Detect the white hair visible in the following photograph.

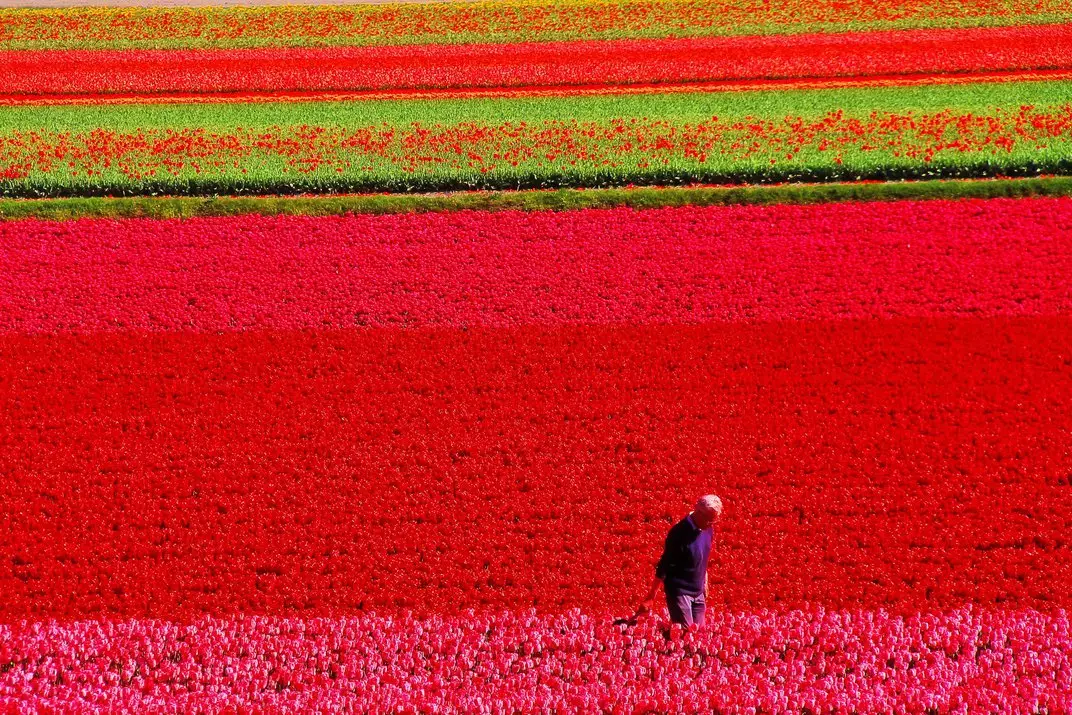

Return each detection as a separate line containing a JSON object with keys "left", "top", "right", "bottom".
{"left": 694, "top": 494, "right": 723, "bottom": 516}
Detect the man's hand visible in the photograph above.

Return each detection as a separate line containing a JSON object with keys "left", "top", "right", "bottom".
{"left": 635, "top": 575, "right": 662, "bottom": 618}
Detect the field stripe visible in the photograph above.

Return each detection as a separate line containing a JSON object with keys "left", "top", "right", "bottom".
{"left": 6, "top": 68, "right": 1072, "bottom": 106}
{"left": 5, "top": 25, "right": 1072, "bottom": 100}
{"left": 2, "top": 80, "right": 1071, "bottom": 197}
{"left": 1, "top": 318, "right": 1070, "bottom": 619}
{"left": 1, "top": 610, "right": 1069, "bottom": 710}
{"left": 1, "top": 199, "right": 1069, "bottom": 333}
{"left": 3, "top": 1, "right": 1071, "bottom": 52}
{"left": 2, "top": 177, "right": 1071, "bottom": 222}
{"left": 4, "top": 0, "right": 438, "bottom": 5}
{"left": 10, "top": 80, "right": 1066, "bottom": 131}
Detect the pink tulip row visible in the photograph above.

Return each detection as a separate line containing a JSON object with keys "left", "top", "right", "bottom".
{"left": 1, "top": 608, "right": 1069, "bottom": 712}
{"left": 2, "top": 197, "right": 1070, "bottom": 333}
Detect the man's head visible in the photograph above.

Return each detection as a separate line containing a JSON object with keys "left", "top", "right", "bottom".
{"left": 691, "top": 494, "right": 723, "bottom": 529}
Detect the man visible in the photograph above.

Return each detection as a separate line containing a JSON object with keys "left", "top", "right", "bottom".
{"left": 636, "top": 494, "right": 722, "bottom": 629}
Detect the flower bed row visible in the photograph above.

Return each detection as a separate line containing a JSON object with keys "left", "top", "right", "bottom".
{"left": 7, "top": 25, "right": 1071, "bottom": 99}
{"left": 1, "top": 316, "right": 1069, "bottom": 619}
{"left": 2, "top": 81, "right": 1070, "bottom": 196}
{"left": 3, "top": 0, "right": 1069, "bottom": 52}
{"left": 12, "top": 70, "right": 1072, "bottom": 109}
{"left": 1, "top": 199, "right": 1069, "bottom": 333}
{"left": 1, "top": 609, "right": 1069, "bottom": 711}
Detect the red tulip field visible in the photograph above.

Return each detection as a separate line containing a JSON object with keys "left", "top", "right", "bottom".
{"left": 0, "top": 0, "right": 1070, "bottom": 711}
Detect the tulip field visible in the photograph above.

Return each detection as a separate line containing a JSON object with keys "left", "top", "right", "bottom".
{"left": 1, "top": 0, "right": 1071, "bottom": 711}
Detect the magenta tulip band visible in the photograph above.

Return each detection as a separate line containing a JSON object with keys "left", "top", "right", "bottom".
{"left": 1, "top": 610, "right": 1069, "bottom": 712}
{"left": 1, "top": 197, "right": 1070, "bottom": 334}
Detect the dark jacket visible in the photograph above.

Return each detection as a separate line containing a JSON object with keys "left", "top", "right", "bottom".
{"left": 655, "top": 514, "right": 712, "bottom": 596}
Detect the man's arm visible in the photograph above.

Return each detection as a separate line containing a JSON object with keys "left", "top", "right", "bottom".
{"left": 637, "top": 576, "right": 662, "bottom": 613}
{"left": 704, "top": 570, "right": 709, "bottom": 599}
{"left": 637, "top": 526, "right": 676, "bottom": 614}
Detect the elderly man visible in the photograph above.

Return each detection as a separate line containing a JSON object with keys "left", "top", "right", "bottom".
{"left": 636, "top": 494, "right": 723, "bottom": 629}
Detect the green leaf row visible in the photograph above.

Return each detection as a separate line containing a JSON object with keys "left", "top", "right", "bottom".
{"left": 3, "top": 0, "right": 1071, "bottom": 51}
{"left": 2, "top": 177, "right": 1070, "bottom": 221}
{"left": 2, "top": 80, "right": 1070, "bottom": 198}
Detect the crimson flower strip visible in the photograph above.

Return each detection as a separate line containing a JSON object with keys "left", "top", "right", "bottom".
{"left": 3, "top": 0, "right": 1070, "bottom": 52}
{"left": 8, "top": 70, "right": 1072, "bottom": 109}
{"left": 5, "top": 26, "right": 1072, "bottom": 99}
{"left": 2, "top": 318, "right": 1071, "bottom": 619}
{"left": 1, "top": 611, "right": 1069, "bottom": 711}
{"left": 1, "top": 200, "right": 1070, "bottom": 333}
{"left": 4, "top": 102, "right": 1072, "bottom": 195}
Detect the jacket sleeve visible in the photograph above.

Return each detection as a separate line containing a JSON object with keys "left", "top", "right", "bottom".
{"left": 654, "top": 526, "right": 677, "bottom": 580}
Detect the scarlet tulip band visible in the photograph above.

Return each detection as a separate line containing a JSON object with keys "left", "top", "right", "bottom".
{"left": 4, "top": 25, "right": 1072, "bottom": 102}
{"left": 2, "top": 316, "right": 1069, "bottom": 619}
